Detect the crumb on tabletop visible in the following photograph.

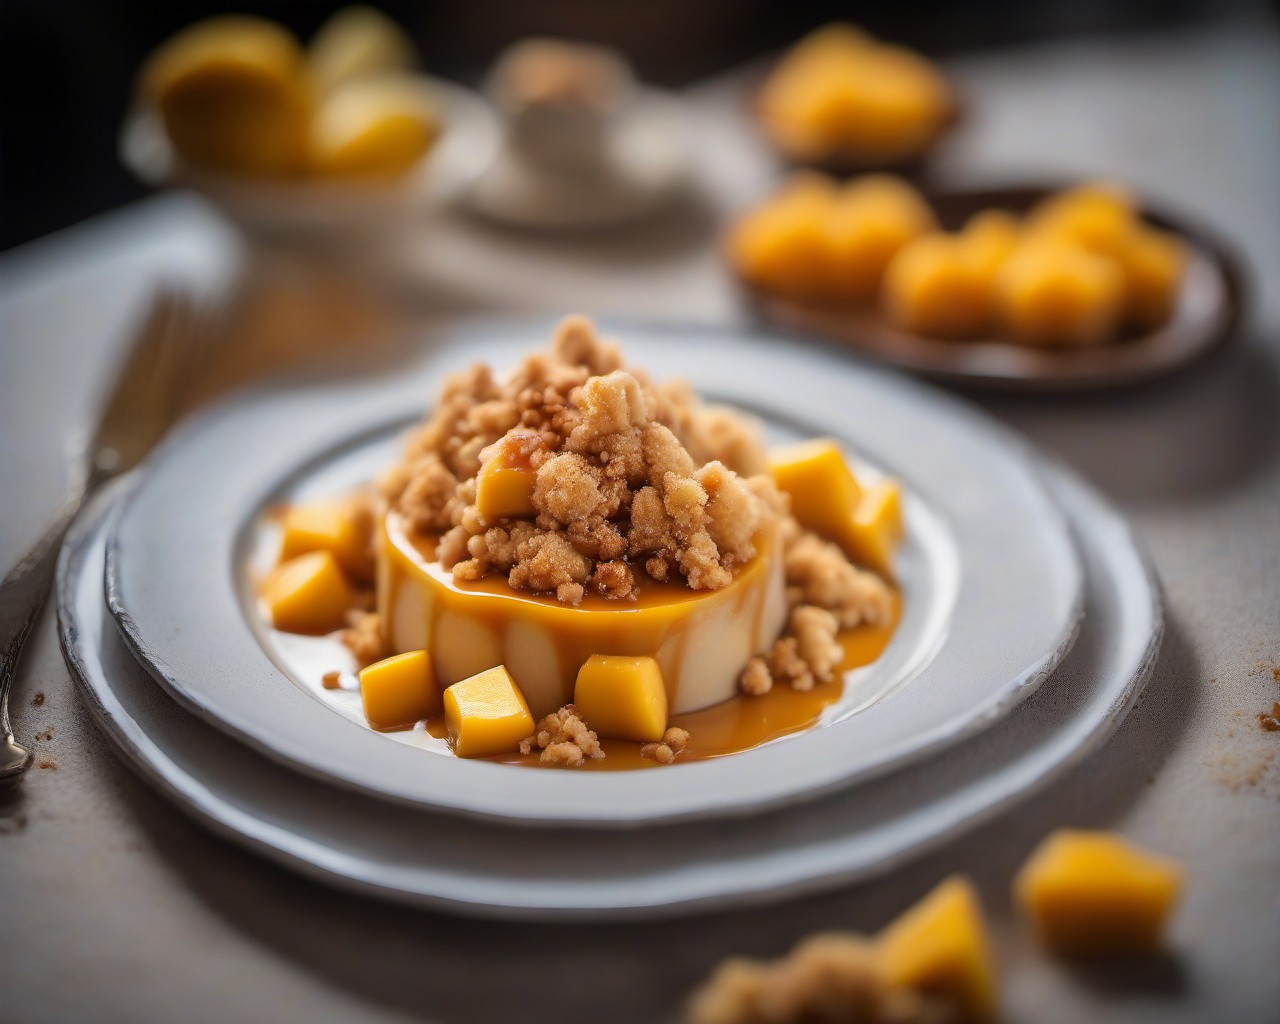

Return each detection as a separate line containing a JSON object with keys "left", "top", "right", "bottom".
{"left": 641, "top": 726, "right": 691, "bottom": 764}
{"left": 686, "top": 932, "right": 955, "bottom": 1024}
{"left": 519, "top": 704, "right": 605, "bottom": 766}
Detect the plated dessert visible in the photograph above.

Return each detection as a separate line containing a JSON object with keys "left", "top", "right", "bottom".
{"left": 260, "top": 318, "right": 904, "bottom": 768}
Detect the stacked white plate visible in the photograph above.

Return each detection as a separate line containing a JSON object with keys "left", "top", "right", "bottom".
{"left": 57, "top": 320, "right": 1161, "bottom": 919}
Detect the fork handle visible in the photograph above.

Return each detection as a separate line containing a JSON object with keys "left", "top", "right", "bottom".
{"left": 0, "top": 471, "right": 96, "bottom": 781}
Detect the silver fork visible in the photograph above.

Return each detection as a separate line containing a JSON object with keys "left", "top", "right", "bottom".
{"left": 0, "top": 286, "right": 215, "bottom": 784}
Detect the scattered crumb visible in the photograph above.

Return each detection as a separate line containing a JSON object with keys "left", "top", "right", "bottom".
{"left": 1258, "top": 703, "right": 1280, "bottom": 733}
{"left": 519, "top": 704, "right": 605, "bottom": 766}
{"left": 341, "top": 611, "right": 386, "bottom": 666}
{"left": 686, "top": 932, "right": 950, "bottom": 1024}
{"left": 36, "top": 759, "right": 57, "bottom": 771}
{"left": 321, "top": 671, "right": 343, "bottom": 691}
{"left": 34, "top": 727, "right": 55, "bottom": 742}
{"left": 641, "top": 727, "right": 691, "bottom": 764}
{"left": 31, "top": 692, "right": 44, "bottom": 707}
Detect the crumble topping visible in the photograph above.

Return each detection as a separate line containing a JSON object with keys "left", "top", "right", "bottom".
{"left": 340, "top": 610, "right": 386, "bottom": 666}
{"left": 381, "top": 316, "right": 774, "bottom": 603}
{"left": 519, "top": 704, "right": 606, "bottom": 766}
{"left": 687, "top": 933, "right": 954, "bottom": 1024}
{"left": 641, "top": 726, "right": 691, "bottom": 764}
{"left": 378, "top": 315, "right": 895, "bottom": 699}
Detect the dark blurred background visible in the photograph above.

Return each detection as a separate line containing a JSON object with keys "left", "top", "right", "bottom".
{"left": 0, "top": 0, "right": 1271, "bottom": 251}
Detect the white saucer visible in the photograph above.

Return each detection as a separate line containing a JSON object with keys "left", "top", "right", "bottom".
{"left": 104, "top": 321, "right": 1083, "bottom": 826}
{"left": 59, "top": 458, "right": 1159, "bottom": 919}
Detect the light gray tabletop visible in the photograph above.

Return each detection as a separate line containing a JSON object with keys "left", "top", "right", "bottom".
{"left": 2, "top": 21, "right": 1277, "bottom": 1024}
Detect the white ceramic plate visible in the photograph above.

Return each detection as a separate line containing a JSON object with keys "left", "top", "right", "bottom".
{"left": 120, "top": 77, "right": 500, "bottom": 235}
{"left": 61, "top": 461, "right": 1159, "bottom": 918}
{"left": 105, "top": 321, "right": 1083, "bottom": 826}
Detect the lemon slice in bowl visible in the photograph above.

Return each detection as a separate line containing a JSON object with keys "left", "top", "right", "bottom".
{"left": 308, "top": 5, "right": 418, "bottom": 95}
{"left": 139, "top": 15, "right": 312, "bottom": 177}
{"left": 309, "top": 73, "right": 441, "bottom": 179}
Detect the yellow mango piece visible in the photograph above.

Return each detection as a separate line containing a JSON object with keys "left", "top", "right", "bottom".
{"left": 475, "top": 435, "right": 540, "bottom": 524}
{"left": 1029, "top": 182, "right": 1136, "bottom": 260}
{"left": 444, "top": 666, "right": 535, "bottom": 758}
{"left": 882, "top": 233, "right": 993, "bottom": 339}
{"left": 280, "top": 500, "right": 373, "bottom": 579}
{"left": 996, "top": 240, "right": 1125, "bottom": 347}
{"left": 309, "top": 74, "right": 439, "bottom": 178}
{"left": 308, "top": 5, "right": 417, "bottom": 95}
{"left": 360, "top": 650, "right": 439, "bottom": 729}
{"left": 573, "top": 655, "right": 668, "bottom": 743}
{"left": 1014, "top": 830, "right": 1184, "bottom": 956}
{"left": 822, "top": 174, "right": 936, "bottom": 301}
{"left": 768, "top": 439, "right": 862, "bottom": 545}
{"left": 878, "top": 876, "right": 998, "bottom": 1023}
{"left": 728, "top": 175, "right": 838, "bottom": 300}
{"left": 262, "top": 551, "right": 351, "bottom": 634}
{"left": 961, "top": 209, "right": 1021, "bottom": 280}
{"left": 846, "top": 480, "right": 904, "bottom": 577}
{"left": 140, "top": 16, "right": 312, "bottom": 177}
{"left": 1117, "top": 227, "right": 1186, "bottom": 332}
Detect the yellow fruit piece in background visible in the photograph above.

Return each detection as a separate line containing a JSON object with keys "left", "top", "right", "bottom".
{"left": 728, "top": 175, "right": 837, "bottom": 300}
{"left": 574, "top": 655, "right": 668, "bottom": 743}
{"left": 822, "top": 174, "right": 936, "bottom": 301}
{"left": 475, "top": 458, "right": 537, "bottom": 524}
{"left": 878, "top": 876, "right": 998, "bottom": 1023}
{"left": 1014, "top": 830, "right": 1184, "bottom": 956}
{"left": 996, "top": 240, "right": 1125, "bottom": 347}
{"left": 262, "top": 551, "right": 351, "bottom": 634}
{"left": 309, "top": 74, "right": 440, "bottom": 178}
{"left": 280, "top": 500, "right": 373, "bottom": 580}
{"left": 360, "top": 650, "right": 439, "bottom": 729}
{"left": 961, "top": 209, "right": 1022, "bottom": 280}
{"left": 1029, "top": 182, "right": 1136, "bottom": 260}
{"left": 834, "top": 46, "right": 952, "bottom": 162}
{"left": 882, "top": 233, "right": 993, "bottom": 339}
{"left": 1117, "top": 227, "right": 1186, "bottom": 332}
{"left": 768, "top": 439, "right": 863, "bottom": 547}
{"left": 308, "top": 5, "right": 417, "bottom": 95}
{"left": 846, "top": 480, "right": 904, "bottom": 577}
{"left": 444, "top": 666, "right": 535, "bottom": 758}
{"left": 140, "top": 15, "right": 312, "bottom": 177}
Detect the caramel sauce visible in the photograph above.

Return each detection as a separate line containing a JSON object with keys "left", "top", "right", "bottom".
{"left": 392, "top": 591, "right": 902, "bottom": 770}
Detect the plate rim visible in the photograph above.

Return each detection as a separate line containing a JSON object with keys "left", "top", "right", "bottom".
{"left": 61, "top": 461, "right": 1159, "bottom": 919}
{"left": 103, "top": 319, "right": 1085, "bottom": 827}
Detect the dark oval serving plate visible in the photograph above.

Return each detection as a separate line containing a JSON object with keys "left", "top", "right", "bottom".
{"left": 742, "top": 184, "right": 1246, "bottom": 392}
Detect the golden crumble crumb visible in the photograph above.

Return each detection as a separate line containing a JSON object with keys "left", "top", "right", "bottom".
{"left": 341, "top": 611, "right": 386, "bottom": 666}
{"left": 641, "top": 726, "right": 691, "bottom": 764}
{"left": 519, "top": 704, "right": 605, "bottom": 766}
{"left": 687, "top": 933, "right": 952, "bottom": 1024}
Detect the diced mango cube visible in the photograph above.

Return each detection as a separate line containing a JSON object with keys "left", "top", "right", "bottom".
{"left": 846, "top": 480, "right": 903, "bottom": 576}
{"left": 573, "top": 655, "right": 668, "bottom": 743}
{"left": 444, "top": 666, "right": 535, "bottom": 758}
{"left": 1117, "top": 227, "right": 1186, "bottom": 332}
{"left": 768, "top": 439, "right": 862, "bottom": 545}
{"left": 882, "top": 233, "right": 994, "bottom": 339}
{"left": 475, "top": 457, "right": 537, "bottom": 524}
{"left": 360, "top": 650, "right": 440, "bottom": 729}
{"left": 261, "top": 551, "right": 351, "bottom": 634}
{"left": 1014, "top": 830, "right": 1183, "bottom": 956}
{"left": 996, "top": 240, "right": 1125, "bottom": 347}
{"left": 280, "top": 499, "right": 372, "bottom": 579}
{"left": 878, "top": 876, "right": 998, "bottom": 1023}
